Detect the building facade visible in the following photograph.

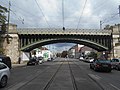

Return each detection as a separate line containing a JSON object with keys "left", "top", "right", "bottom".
{"left": 111, "top": 24, "right": 120, "bottom": 58}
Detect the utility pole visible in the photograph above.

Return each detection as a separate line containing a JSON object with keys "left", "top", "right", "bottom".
{"left": 6, "top": 1, "right": 11, "bottom": 44}
{"left": 118, "top": 5, "right": 120, "bottom": 42}
{"left": 118, "top": 5, "right": 120, "bottom": 17}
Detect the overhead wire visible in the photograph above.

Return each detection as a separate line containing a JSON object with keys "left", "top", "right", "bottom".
{"left": 62, "top": 0, "right": 65, "bottom": 30}
{"left": 101, "top": 13, "right": 119, "bottom": 24}
{"left": 76, "top": 0, "right": 87, "bottom": 30}
{"left": 45, "top": 0, "right": 61, "bottom": 28}
{"left": 0, "top": 1, "right": 29, "bottom": 25}
{"left": 10, "top": 10, "right": 24, "bottom": 24}
{"left": 1, "top": 0, "right": 50, "bottom": 27}
{"left": 92, "top": 0, "right": 119, "bottom": 28}
{"left": 92, "top": 0, "right": 110, "bottom": 13}
{"left": 35, "top": 0, "right": 51, "bottom": 29}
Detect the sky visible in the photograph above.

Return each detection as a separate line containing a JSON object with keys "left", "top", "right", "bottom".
{"left": 1, "top": 0, "right": 120, "bottom": 52}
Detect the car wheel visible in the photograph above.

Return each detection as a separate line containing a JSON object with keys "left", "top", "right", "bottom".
{"left": 94, "top": 67, "right": 97, "bottom": 71}
{"left": 0, "top": 76, "right": 8, "bottom": 88}
{"left": 90, "top": 65, "right": 92, "bottom": 69}
{"left": 107, "top": 69, "right": 111, "bottom": 72}
{"left": 116, "top": 66, "right": 120, "bottom": 71}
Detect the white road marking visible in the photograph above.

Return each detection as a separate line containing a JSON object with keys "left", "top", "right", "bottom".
{"left": 8, "top": 82, "right": 28, "bottom": 90}
{"left": 109, "top": 83, "right": 120, "bottom": 90}
{"left": 88, "top": 74, "right": 101, "bottom": 80}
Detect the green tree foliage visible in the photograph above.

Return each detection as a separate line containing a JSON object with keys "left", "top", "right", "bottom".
{"left": 0, "top": 5, "right": 7, "bottom": 54}
{"left": 56, "top": 53, "right": 61, "bottom": 57}
{"left": 88, "top": 52, "right": 97, "bottom": 59}
{"left": 0, "top": 5, "right": 7, "bottom": 24}
{"left": 61, "top": 51, "right": 68, "bottom": 58}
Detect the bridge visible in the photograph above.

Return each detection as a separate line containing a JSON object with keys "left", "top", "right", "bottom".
{"left": 17, "top": 28, "right": 112, "bottom": 52}
{"left": 1, "top": 24, "right": 113, "bottom": 63}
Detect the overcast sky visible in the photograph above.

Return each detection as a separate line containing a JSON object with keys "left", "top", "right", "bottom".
{"left": 1, "top": 0, "right": 120, "bottom": 52}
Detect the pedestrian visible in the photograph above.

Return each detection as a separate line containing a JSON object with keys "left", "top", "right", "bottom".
{"left": 18, "top": 57, "right": 21, "bottom": 64}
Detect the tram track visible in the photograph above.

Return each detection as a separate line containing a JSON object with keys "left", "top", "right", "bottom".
{"left": 68, "top": 61, "right": 78, "bottom": 90}
{"left": 43, "top": 60, "right": 79, "bottom": 90}
{"left": 3, "top": 61, "right": 63, "bottom": 90}
{"left": 3, "top": 59, "right": 105, "bottom": 90}
{"left": 42, "top": 61, "right": 64, "bottom": 90}
{"left": 72, "top": 60, "right": 104, "bottom": 90}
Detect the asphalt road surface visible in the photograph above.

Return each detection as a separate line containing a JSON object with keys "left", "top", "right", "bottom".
{"left": 1, "top": 58, "right": 120, "bottom": 90}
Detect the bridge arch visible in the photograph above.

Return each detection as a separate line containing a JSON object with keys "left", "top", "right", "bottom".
{"left": 20, "top": 38, "right": 109, "bottom": 52}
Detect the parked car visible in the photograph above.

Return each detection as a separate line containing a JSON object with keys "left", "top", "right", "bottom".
{"left": 84, "top": 57, "right": 94, "bottom": 63}
{"left": 89, "top": 58, "right": 94, "bottom": 63}
{"left": 90, "top": 59, "right": 112, "bottom": 72}
{"left": 27, "top": 57, "right": 39, "bottom": 66}
{"left": 111, "top": 58, "right": 120, "bottom": 70}
{"left": 47, "top": 58, "right": 52, "bottom": 61}
{"left": 37, "top": 56, "right": 43, "bottom": 64}
{"left": 0, "top": 62, "right": 10, "bottom": 88}
{"left": 79, "top": 57, "right": 84, "bottom": 61}
{"left": 0, "top": 55, "right": 12, "bottom": 69}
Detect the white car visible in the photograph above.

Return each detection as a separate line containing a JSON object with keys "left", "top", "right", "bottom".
{"left": 89, "top": 58, "right": 94, "bottom": 63}
{"left": 0, "top": 62, "right": 10, "bottom": 88}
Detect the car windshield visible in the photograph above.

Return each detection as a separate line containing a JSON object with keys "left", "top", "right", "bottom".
{"left": 98, "top": 60, "right": 110, "bottom": 63}
{"left": 30, "top": 58, "right": 36, "bottom": 61}
{"left": 112, "top": 58, "right": 120, "bottom": 62}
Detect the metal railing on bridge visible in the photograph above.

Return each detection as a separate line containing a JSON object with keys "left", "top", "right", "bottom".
{"left": 17, "top": 28, "right": 112, "bottom": 35}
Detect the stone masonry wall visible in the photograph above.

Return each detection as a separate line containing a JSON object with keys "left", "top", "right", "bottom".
{"left": 3, "top": 34, "right": 19, "bottom": 63}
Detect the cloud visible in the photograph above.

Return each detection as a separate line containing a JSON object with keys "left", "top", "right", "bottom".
{"left": 45, "top": 43, "right": 76, "bottom": 52}
{"left": 1, "top": 0, "right": 119, "bottom": 28}
{"left": 1, "top": 0, "right": 120, "bottom": 51}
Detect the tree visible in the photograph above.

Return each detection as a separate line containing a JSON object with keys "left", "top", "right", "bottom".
{"left": 0, "top": 5, "right": 7, "bottom": 54}
{"left": 61, "top": 51, "right": 68, "bottom": 58}
{"left": 0, "top": 5, "right": 7, "bottom": 24}
{"left": 88, "top": 52, "right": 97, "bottom": 59}
{"left": 104, "top": 24, "right": 113, "bottom": 30}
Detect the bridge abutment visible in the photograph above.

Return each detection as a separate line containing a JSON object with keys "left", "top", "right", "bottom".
{"left": 3, "top": 24, "right": 20, "bottom": 63}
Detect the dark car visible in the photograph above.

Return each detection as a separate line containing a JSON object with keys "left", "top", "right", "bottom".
{"left": 0, "top": 55, "right": 12, "bottom": 69}
{"left": 27, "top": 57, "right": 39, "bottom": 66}
{"left": 90, "top": 59, "right": 112, "bottom": 72}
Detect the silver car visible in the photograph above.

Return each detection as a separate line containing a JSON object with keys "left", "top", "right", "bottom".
{"left": 111, "top": 58, "right": 120, "bottom": 70}
{"left": 0, "top": 62, "right": 10, "bottom": 88}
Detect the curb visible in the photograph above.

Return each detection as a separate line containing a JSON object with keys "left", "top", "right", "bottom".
{"left": 12, "top": 63, "right": 27, "bottom": 68}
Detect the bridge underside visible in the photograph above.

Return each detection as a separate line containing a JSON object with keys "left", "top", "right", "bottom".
{"left": 20, "top": 39, "right": 109, "bottom": 52}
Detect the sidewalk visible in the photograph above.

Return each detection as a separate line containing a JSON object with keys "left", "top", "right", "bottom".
{"left": 12, "top": 62, "right": 27, "bottom": 68}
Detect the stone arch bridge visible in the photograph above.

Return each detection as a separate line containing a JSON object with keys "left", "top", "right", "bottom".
{"left": 2, "top": 24, "right": 112, "bottom": 63}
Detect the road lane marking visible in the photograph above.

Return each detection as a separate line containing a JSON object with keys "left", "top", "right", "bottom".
{"left": 110, "top": 83, "right": 120, "bottom": 90}
{"left": 88, "top": 74, "right": 105, "bottom": 90}
{"left": 88, "top": 74, "right": 101, "bottom": 80}
{"left": 4, "top": 67, "right": 50, "bottom": 90}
